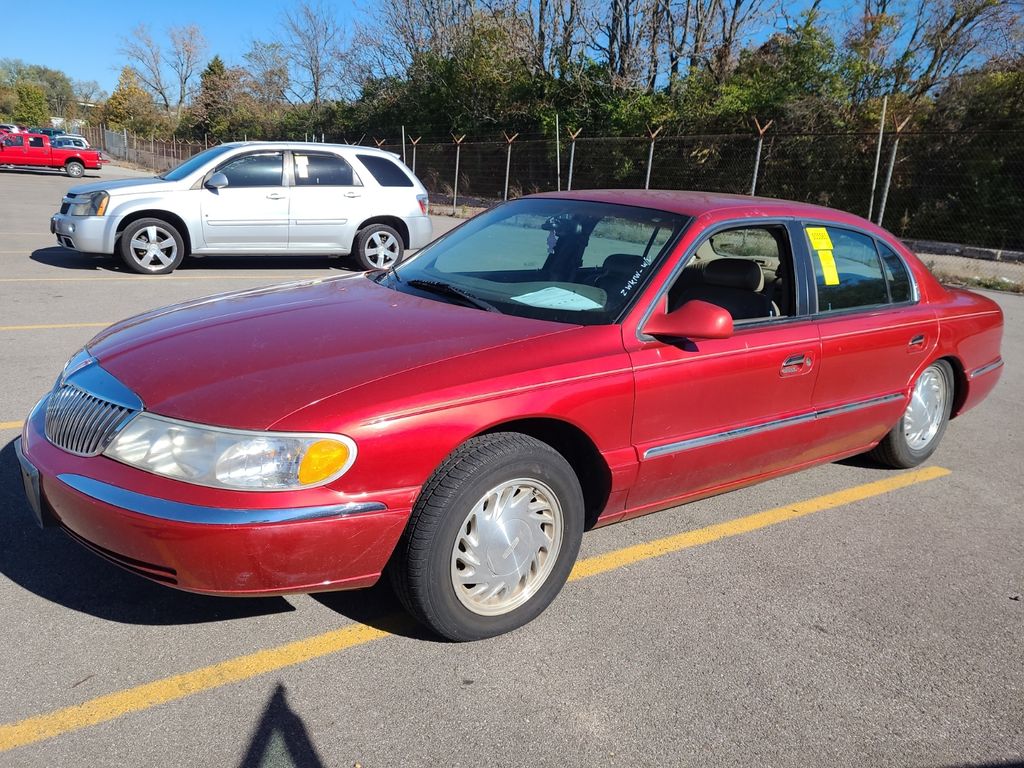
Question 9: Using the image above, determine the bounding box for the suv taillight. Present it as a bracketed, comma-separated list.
[416, 194, 429, 215]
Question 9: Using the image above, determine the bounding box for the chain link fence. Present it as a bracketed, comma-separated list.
[81, 125, 1024, 292]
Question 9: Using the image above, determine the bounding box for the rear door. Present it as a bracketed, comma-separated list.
[25, 135, 50, 166]
[287, 151, 369, 251]
[200, 151, 289, 250]
[802, 223, 937, 456]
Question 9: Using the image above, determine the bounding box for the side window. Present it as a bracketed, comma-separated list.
[29, 136, 45, 148]
[293, 153, 357, 186]
[4, 136, 23, 147]
[877, 242, 913, 303]
[669, 225, 793, 321]
[218, 152, 283, 188]
[356, 154, 414, 187]
[805, 226, 888, 312]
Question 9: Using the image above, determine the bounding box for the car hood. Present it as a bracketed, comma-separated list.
[86, 274, 574, 430]
[67, 176, 181, 196]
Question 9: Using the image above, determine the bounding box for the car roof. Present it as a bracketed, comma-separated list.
[217, 141, 401, 159]
[531, 189, 882, 233]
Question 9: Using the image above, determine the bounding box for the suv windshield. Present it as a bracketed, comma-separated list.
[159, 144, 236, 181]
[381, 198, 687, 325]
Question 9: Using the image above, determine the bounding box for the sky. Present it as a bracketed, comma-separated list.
[0, 0, 360, 96]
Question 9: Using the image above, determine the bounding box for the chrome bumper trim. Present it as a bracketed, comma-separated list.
[56, 474, 386, 525]
[643, 392, 905, 460]
[969, 358, 1003, 380]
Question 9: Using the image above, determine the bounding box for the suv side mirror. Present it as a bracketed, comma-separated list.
[643, 299, 733, 340]
[206, 172, 229, 189]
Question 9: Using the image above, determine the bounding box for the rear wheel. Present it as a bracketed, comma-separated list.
[353, 224, 403, 270]
[119, 218, 185, 274]
[65, 160, 84, 178]
[390, 433, 584, 641]
[870, 360, 954, 468]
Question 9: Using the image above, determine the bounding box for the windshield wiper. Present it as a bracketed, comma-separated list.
[406, 279, 500, 313]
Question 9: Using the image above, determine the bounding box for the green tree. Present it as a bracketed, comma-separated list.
[13, 83, 49, 125]
[103, 67, 160, 134]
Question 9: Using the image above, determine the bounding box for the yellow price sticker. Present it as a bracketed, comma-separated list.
[806, 226, 833, 252]
[818, 249, 840, 285]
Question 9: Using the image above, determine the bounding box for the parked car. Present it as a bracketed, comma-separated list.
[0, 132, 104, 177]
[16, 191, 1003, 640]
[0, 123, 19, 133]
[52, 135, 90, 149]
[27, 126, 65, 138]
[49, 141, 432, 274]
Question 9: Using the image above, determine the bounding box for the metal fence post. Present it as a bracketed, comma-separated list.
[877, 115, 911, 227]
[401, 125, 406, 164]
[645, 126, 663, 190]
[750, 118, 773, 196]
[410, 136, 421, 173]
[566, 128, 582, 191]
[555, 113, 561, 191]
[868, 95, 888, 220]
[374, 137, 387, 149]
[452, 134, 466, 215]
[503, 131, 519, 201]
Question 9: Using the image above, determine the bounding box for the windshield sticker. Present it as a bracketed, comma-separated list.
[511, 287, 603, 310]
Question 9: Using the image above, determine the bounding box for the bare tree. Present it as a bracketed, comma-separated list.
[243, 40, 291, 105]
[120, 25, 172, 112]
[281, 1, 348, 110]
[167, 25, 208, 112]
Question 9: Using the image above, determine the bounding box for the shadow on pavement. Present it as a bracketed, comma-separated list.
[311, 581, 437, 642]
[0, 439, 293, 625]
[239, 683, 326, 768]
[0, 168, 101, 179]
[30, 246, 359, 274]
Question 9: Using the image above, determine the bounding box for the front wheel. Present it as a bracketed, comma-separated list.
[390, 433, 584, 641]
[65, 160, 84, 178]
[353, 224, 403, 270]
[870, 360, 954, 468]
[119, 218, 186, 274]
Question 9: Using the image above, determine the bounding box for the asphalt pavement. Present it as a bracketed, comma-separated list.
[0, 164, 1020, 768]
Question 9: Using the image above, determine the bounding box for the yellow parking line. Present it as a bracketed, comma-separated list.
[0, 421, 22, 431]
[0, 322, 110, 332]
[0, 466, 950, 752]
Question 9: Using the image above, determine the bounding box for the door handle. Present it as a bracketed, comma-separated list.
[343, 191, 361, 198]
[908, 334, 926, 350]
[780, 353, 813, 376]
[266, 193, 286, 200]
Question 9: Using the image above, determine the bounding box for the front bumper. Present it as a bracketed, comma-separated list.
[51, 213, 115, 254]
[17, 401, 413, 595]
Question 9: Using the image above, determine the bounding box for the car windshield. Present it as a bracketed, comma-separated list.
[380, 198, 687, 325]
[158, 144, 236, 181]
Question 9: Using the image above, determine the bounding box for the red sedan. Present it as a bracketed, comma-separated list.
[15, 191, 1004, 640]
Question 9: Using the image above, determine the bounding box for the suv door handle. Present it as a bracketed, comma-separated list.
[343, 191, 361, 198]
[266, 192, 286, 200]
[780, 353, 813, 376]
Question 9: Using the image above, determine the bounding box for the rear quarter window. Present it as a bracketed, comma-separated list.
[356, 154, 414, 187]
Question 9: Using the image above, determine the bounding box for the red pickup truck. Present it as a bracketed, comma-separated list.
[0, 132, 105, 177]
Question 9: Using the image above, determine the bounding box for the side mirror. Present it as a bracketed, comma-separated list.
[206, 172, 229, 189]
[643, 299, 733, 340]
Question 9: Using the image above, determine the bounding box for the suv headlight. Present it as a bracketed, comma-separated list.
[104, 413, 356, 491]
[68, 191, 109, 216]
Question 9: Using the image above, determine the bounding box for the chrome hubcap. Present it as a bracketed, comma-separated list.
[903, 366, 946, 450]
[128, 225, 177, 271]
[451, 478, 563, 616]
[364, 231, 400, 268]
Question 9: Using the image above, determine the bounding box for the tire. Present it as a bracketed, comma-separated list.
[390, 433, 584, 641]
[353, 224, 403, 271]
[119, 218, 186, 275]
[65, 160, 84, 178]
[870, 359, 954, 468]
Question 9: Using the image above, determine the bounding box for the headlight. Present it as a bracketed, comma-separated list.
[103, 413, 356, 491]
[68, 191, 109, 216]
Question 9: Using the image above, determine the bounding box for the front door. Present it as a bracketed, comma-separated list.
[200, 151, 289, 250]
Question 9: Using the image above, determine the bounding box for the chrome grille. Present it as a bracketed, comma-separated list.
[45, 385, 136, 456]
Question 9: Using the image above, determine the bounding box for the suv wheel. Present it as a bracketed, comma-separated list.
[119, 218, 186, 275]
[354, 224, 403, 270]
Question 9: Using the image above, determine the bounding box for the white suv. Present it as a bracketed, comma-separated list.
[50, 142, 432, 274]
